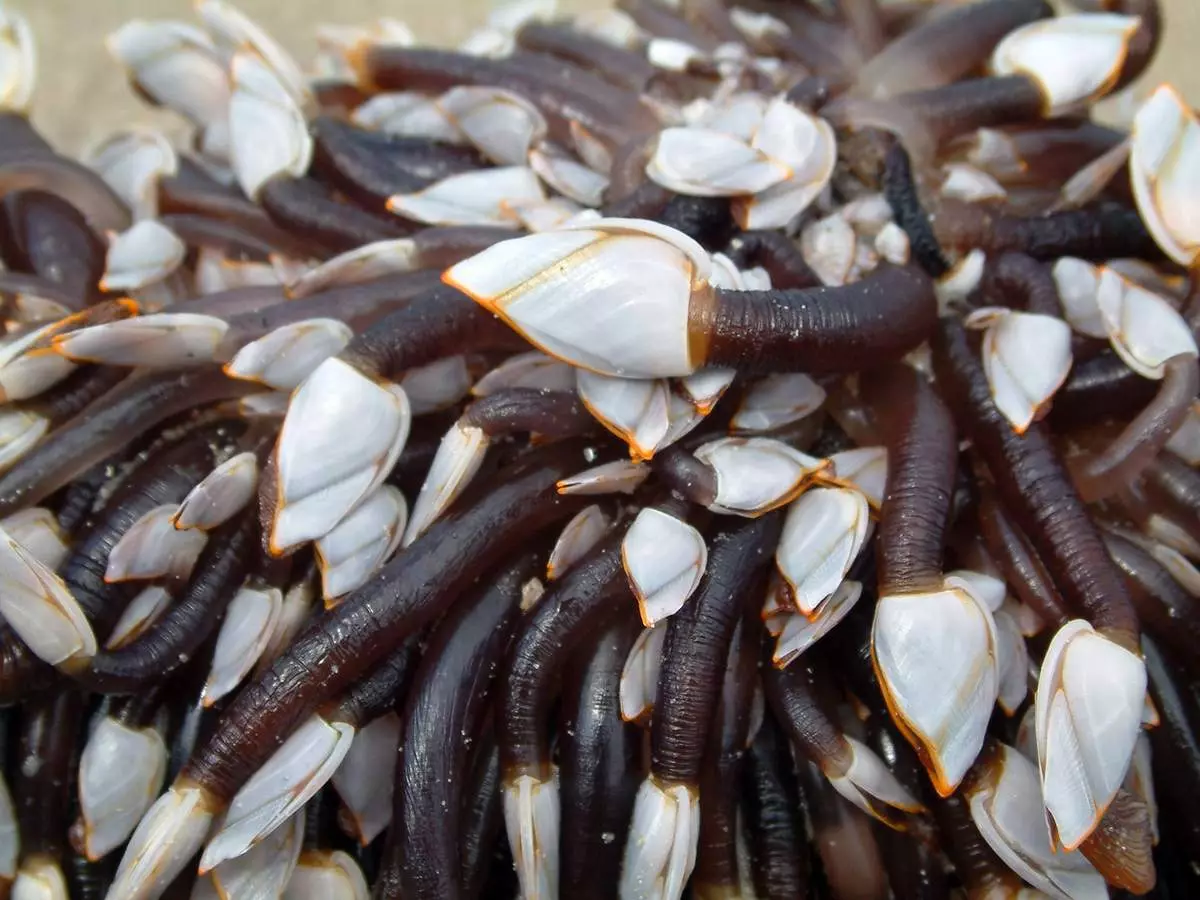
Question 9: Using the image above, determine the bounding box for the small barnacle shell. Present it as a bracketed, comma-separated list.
[577, 370, 671, 461]
[620, 625, 667, 723]
[1094, 267, 1198, 379]
[54, 313, 229, 369]
[964, 306, 1073, 433]
[315, 485, 407, 601]
[0, 526, 96, 666]
[0, 6, 34, 114]
[646, 126, 790, 197]
[1130, 84, 1200, 268]
[990, 13, 1142, 117]
[775, 487, 871, 615]
[773, 580, 862, 668]
[965, 743, 1107, 899]
[106, 20, 230, 132]
[201, 716, 354, 873]
[201, 586, 284, 707]
[272, 358, 411, 554]
[101, 220, 187, 292]
[209, 809, 304, 900]
[438, 86, 547, 167]
[225, 320, 354, 393]
[78, 717, 168, 861]
[693, 436, 829, 518]
[330, 712, 401, 846]
[387, 167, 544, 227]
[622, 507, 707, 626]
[504, 770, 562, 900]
[619, 778, 699, 900]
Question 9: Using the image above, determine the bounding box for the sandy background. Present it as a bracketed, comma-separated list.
[23, 0, 1200, 155]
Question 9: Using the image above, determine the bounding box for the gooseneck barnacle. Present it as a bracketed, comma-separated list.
[0, 0, 1190, 897]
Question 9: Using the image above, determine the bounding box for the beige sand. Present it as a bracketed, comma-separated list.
[24, 0, 1200, 154]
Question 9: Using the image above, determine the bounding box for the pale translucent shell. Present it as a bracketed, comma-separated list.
[991, 13, 1140, 116]
[1130, 85, 1200, 267]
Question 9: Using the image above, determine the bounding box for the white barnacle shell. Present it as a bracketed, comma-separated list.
[1130, 84, 1200, 268]
[445, 218, 711, 378]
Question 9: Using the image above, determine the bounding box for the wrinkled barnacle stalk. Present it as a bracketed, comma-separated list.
[199, 633, 423, 872]
[499, 529, 633, 900]
[559, 615, 642, 900]
[765, 657, 922, 828]
[109, 444, 589, 899]
[0, 0, 1195, 897]
[445, 217, 938, 379]
[862, 363, 999, 796]
[1069, 264, 1200, 501]
[622, 514, 778, 900]
[932, 317, 1154, 885]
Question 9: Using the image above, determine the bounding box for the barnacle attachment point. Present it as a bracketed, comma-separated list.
[503, 770, 561, 900]
[200, 715, 355, 872]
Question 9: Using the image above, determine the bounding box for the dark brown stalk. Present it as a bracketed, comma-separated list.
[258, 175, 413, 255]
[558, 614, 642, 900]
[1074, 354, 1199, 502]
[340, 284, 528, 379]
[183, 441, 591, 802]
[930, 317, 1140, 642]
[696, 265, 937, 374]
[391, 553, 536, 900]
[853, 0, 1052, 97]
[515, 22, 656, 92]
[652, 513, 780, 784]
[795, 757, 889, 900]
[741, 716, 810, 900]
[463, 389, 596, 442]
[0, 367, 257, 517]
[1102, 529, 1200, 674]
[499, 530, 631, 780]
[65, 515, 257, 692]
[2, 190, 105, 305]
[975, 477, 1070, 628]
[692, 610, 762, 897]
[725, 230, 821, 290]
[861, 363, 957, 596]
[310, 117, 485, 206]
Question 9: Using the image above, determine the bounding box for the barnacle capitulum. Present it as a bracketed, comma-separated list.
[0, 0, 1190, 896]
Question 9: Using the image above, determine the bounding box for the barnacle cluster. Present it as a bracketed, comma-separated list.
[0, 0, 1193, 897]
